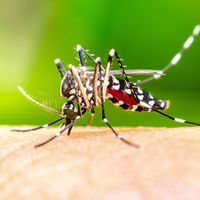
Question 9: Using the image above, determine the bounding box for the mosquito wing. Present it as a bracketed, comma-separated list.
[86, 69, 163, 76]
[110, 69, 163, 75]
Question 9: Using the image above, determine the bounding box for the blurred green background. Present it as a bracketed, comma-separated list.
[0, 0, 200, 127]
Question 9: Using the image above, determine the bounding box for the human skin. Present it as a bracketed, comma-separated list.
[0, 126, 200, 200]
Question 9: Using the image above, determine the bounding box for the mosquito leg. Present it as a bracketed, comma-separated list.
[138, 24, 200, 85]
[85, 107, 95, 126]
[95, 57, 139, 148]
[34, 115, 81, 148]
[67, 124, 73, 135]
[69, 64, 91, 108]
[54, 58, 67, 78]
[113, 50, 137, 86]
[34, 135, 58, 148]
[153, 108, 200, 126]
[34, 123, 66, 148]
[11, 117, 64, 132]
[110, 49, 140, 102]
[76, 44, 95, 66]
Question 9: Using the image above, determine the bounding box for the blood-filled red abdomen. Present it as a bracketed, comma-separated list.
[107, 88, 138, 106]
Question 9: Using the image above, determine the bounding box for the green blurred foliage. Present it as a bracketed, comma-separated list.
[0, 0, 200, 127]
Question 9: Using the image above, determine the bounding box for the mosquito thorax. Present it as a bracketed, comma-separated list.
[60, 73, 74, 98]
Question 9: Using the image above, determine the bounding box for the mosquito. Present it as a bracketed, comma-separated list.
[12, 25, 200, 148]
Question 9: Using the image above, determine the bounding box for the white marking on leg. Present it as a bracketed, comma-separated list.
[42, 124, 49, 128]
[175, 118, 185, 123]
[103, 118, 108, 123]
[76, 44, 82, 52]
[171, 53, 182, 65]
[193, 25, 200, 36]
[56, 132, 61, 137]
[183, 36, 194, 49]
[54, 58, 61, 65]
[95, 57, 101, 63]
[117, 134, 122, 139]
[109, 49, 115, 57]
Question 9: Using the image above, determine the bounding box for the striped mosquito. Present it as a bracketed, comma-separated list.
[12, 24, 200, 148]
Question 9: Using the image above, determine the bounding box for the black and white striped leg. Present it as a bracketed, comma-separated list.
[114, 50, 137, 87]
[34, 115, 81, 148]
[11, 117, 64, 132]
[76, 44, 95, 66]
[109, 49, 139, 102]
[96, 58, 139, 148]
[102, 118, 140, 148]
[138, 24, 200, 85]
[34, 122, 66, 148]
[153, 108, 200, 126]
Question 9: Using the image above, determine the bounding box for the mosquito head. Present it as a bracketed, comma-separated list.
[61, 102, 77, 119]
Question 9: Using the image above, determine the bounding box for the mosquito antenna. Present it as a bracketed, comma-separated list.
[18, 86, 60, 114]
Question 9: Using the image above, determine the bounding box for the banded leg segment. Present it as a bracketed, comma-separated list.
[34, 115, 81, 148]
[108, 49, 140, 103]
[11, 117, 64, 132]
[138, 25, 200, 85]
[69, 64, 91, 108]
[95, 57, 139, 148]
[153, 108, 200, 126]
[76, 44, 95, 66]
